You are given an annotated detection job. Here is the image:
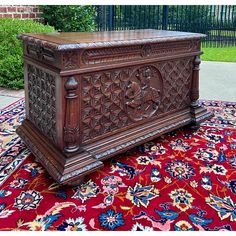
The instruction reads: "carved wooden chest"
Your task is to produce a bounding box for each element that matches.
[17,29,212,185]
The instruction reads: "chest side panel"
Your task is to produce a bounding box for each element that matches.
[27,63,57,143]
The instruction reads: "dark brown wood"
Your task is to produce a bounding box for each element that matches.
[16,29,213,185]
[63,76,80,153]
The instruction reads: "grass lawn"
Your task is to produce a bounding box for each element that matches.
[201,47,236,62]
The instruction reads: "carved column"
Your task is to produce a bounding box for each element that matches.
[189,55,210,130]
[64,77,80,153]
[190,55,201,108]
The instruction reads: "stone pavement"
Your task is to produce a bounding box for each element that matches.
[200,61,236,102]
[0,88,24,110]
[0,61,235,110]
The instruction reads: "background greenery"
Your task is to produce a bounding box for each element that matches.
[40,5,96,32]
[202,47,236,62]
[0,5,97,89]
[0,18,55,89]
[0,6,235,89]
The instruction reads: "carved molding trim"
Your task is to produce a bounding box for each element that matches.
[17,127,62,181]
[82,40,200,66]
[194,112,214,123]
[18,33,205,51]
[26,42,55,62]
[58,34,205,50]
[60,161,103,182]
[17,126,103,183]
[82,45,140,65]
[95,118,191,159]
[19,34,59,50]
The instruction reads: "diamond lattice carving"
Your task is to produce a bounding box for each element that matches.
[27,64,56,142]
[157,58,193,112]
[82,70,131,142]
[81,59,193,142]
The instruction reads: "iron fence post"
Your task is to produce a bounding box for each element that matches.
[162,5,169,30]
[95,5,235,46]
[108,5,115,30]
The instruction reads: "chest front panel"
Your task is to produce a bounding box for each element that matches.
[80,57,193,143]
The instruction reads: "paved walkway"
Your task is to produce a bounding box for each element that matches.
[0,88,24,110]
[0,61,235,110]
[200,61,236,102]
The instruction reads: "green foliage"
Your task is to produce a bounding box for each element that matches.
[0,18,55,89]
[201,47,236,62]
[40,5,97,32]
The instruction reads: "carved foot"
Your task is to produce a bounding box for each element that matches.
[66,177,85,187]
[188,102,214,131]
[187,122,200,131]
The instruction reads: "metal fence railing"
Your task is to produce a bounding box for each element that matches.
[95,5,236,47]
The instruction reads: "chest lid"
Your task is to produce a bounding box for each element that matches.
[18,29,205,50]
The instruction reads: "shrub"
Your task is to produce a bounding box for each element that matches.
[0,18,55,89]
[40,5,97,32]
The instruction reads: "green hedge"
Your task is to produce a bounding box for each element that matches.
[40,5,96,32]
[0,18,55,89]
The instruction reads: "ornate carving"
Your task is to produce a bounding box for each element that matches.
[82,41,196,66]
[81,59,192,143]
[141,44,152,57]
[190,56,201,107]
[125,67,161,121]
[27,63,56,142]
[60,161,103,182]
[82,45,140,65]
[62,51,78,70]
[151,40,192,55]
[81,69,131,142]
[17,126,62,181]
[190,39,201,51]
[17,122,104,184]
[18,34,58,50]
[64,77,80,152]
[95,118,191,159]
[155,58,193,113]
[26,41,55,62]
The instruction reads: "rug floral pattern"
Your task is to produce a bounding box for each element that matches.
[0,99,235,231]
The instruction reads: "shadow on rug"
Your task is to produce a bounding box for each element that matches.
[0,99,236,231]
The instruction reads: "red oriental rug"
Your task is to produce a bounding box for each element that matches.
[0,99,236,231]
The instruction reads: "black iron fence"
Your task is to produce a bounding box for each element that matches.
[95,5,236,47]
